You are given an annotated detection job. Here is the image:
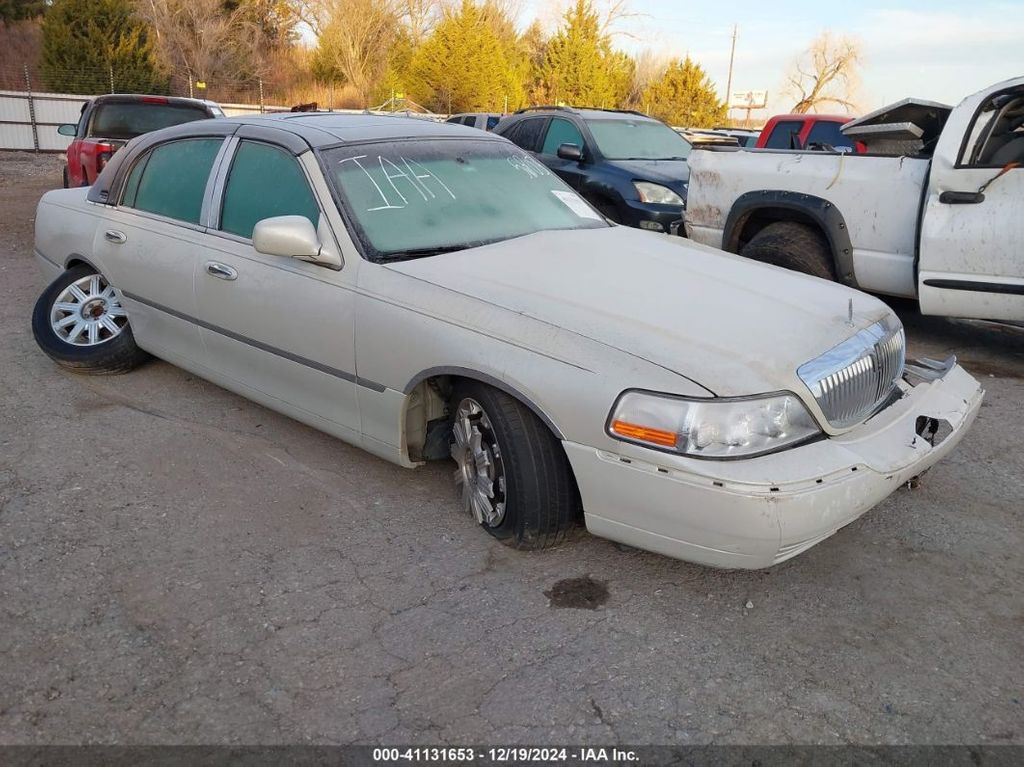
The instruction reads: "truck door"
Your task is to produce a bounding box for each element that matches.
[918,81,1024,321]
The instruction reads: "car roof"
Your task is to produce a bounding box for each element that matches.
[87,112,505,205]
[511,106,657,122]
[171,112,501,147]
[768,114,853,122]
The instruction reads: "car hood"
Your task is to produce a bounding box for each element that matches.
[385,226,892,400]
[607,159,690,190]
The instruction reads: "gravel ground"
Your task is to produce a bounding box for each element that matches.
[1,150,1022,746]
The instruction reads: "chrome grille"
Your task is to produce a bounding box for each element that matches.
[797,316,905,428]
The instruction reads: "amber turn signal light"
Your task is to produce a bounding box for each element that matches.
[610,420,678,448]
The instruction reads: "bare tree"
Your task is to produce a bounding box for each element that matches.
[308,0,401,105]
[627,47,667,107]
[137,0,268,86]
[401,0,441,45]
[786,31,861,114]
[598,0,643,39]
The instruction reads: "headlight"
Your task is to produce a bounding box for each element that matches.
[633,182,684,206]
[607,390,821,459]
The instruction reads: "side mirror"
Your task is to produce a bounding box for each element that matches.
[557,143,583,162]
[57,124,77,137]
[253,215,322,259]
[252,215,343,268]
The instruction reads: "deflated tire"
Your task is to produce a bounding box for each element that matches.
[31,264,150,375]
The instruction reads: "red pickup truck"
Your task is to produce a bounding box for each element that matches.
[58,94,224,188]
[755,114,866,153]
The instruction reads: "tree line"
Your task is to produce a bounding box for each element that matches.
[2,0,728,125]
[2,0,862,121]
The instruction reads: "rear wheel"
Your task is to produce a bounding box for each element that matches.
[740,221,836,280]
[449,382,580,549]
[32,265,150,374]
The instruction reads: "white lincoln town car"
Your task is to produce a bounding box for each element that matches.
[30,114,983,568]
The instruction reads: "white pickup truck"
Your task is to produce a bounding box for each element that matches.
[685,76,1024,322]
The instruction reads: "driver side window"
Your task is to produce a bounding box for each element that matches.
[219,141,321,240]
[961,89,1024,168]
[541,118,585,156]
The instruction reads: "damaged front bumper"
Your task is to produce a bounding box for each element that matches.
[564,361,984,569]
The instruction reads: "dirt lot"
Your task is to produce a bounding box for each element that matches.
[1,151,1022,746]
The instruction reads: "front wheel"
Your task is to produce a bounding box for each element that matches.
[32,265,150,374]
[740,221,836,280]
[449,382,580,549]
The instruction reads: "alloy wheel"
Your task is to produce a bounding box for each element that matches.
[451,397,507,527]
[49,273,127,347]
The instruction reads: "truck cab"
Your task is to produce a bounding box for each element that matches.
[756,114,865,153]
[59,94,223,188]
[685,77,1024,323]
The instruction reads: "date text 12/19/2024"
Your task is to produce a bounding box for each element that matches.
[372,747,640,763]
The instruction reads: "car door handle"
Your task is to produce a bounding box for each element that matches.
[938,190,985,205]
[104,230,126,244]
[205,262,238,281]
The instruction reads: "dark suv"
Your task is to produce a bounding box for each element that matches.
[493,107,691,233]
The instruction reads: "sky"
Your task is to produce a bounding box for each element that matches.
[521,0,1024,116]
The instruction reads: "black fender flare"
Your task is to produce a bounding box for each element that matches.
[403,366,565,440]
[723,190,856,286]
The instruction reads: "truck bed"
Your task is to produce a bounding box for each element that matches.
[685,148,930,298]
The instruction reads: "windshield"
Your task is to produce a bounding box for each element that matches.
[322,140,608,260]
[587,118,693,160]
[87,102,211,139]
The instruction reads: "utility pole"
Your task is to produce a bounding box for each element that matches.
[725,24,737,122]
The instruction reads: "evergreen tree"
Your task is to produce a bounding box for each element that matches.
[408,0,524,113]
[641,56,727,127]
[41,0,167,94]
[540,0,624,108]
[520,19,549,104]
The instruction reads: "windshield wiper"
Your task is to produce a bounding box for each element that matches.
[377,245,467,263]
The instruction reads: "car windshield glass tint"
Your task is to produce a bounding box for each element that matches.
[88,102,210,139]
[323,140,608,260]
[587,119,692,160]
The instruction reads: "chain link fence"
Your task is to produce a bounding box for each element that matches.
[0,61,391,152]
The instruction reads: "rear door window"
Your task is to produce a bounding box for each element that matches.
[219,141,320,239]
[121,138,223,225]
[541,118,585,155]
[88,102,212,139]
[763,120,805,149]
[504,118,547,152]
[806,121,855,151]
